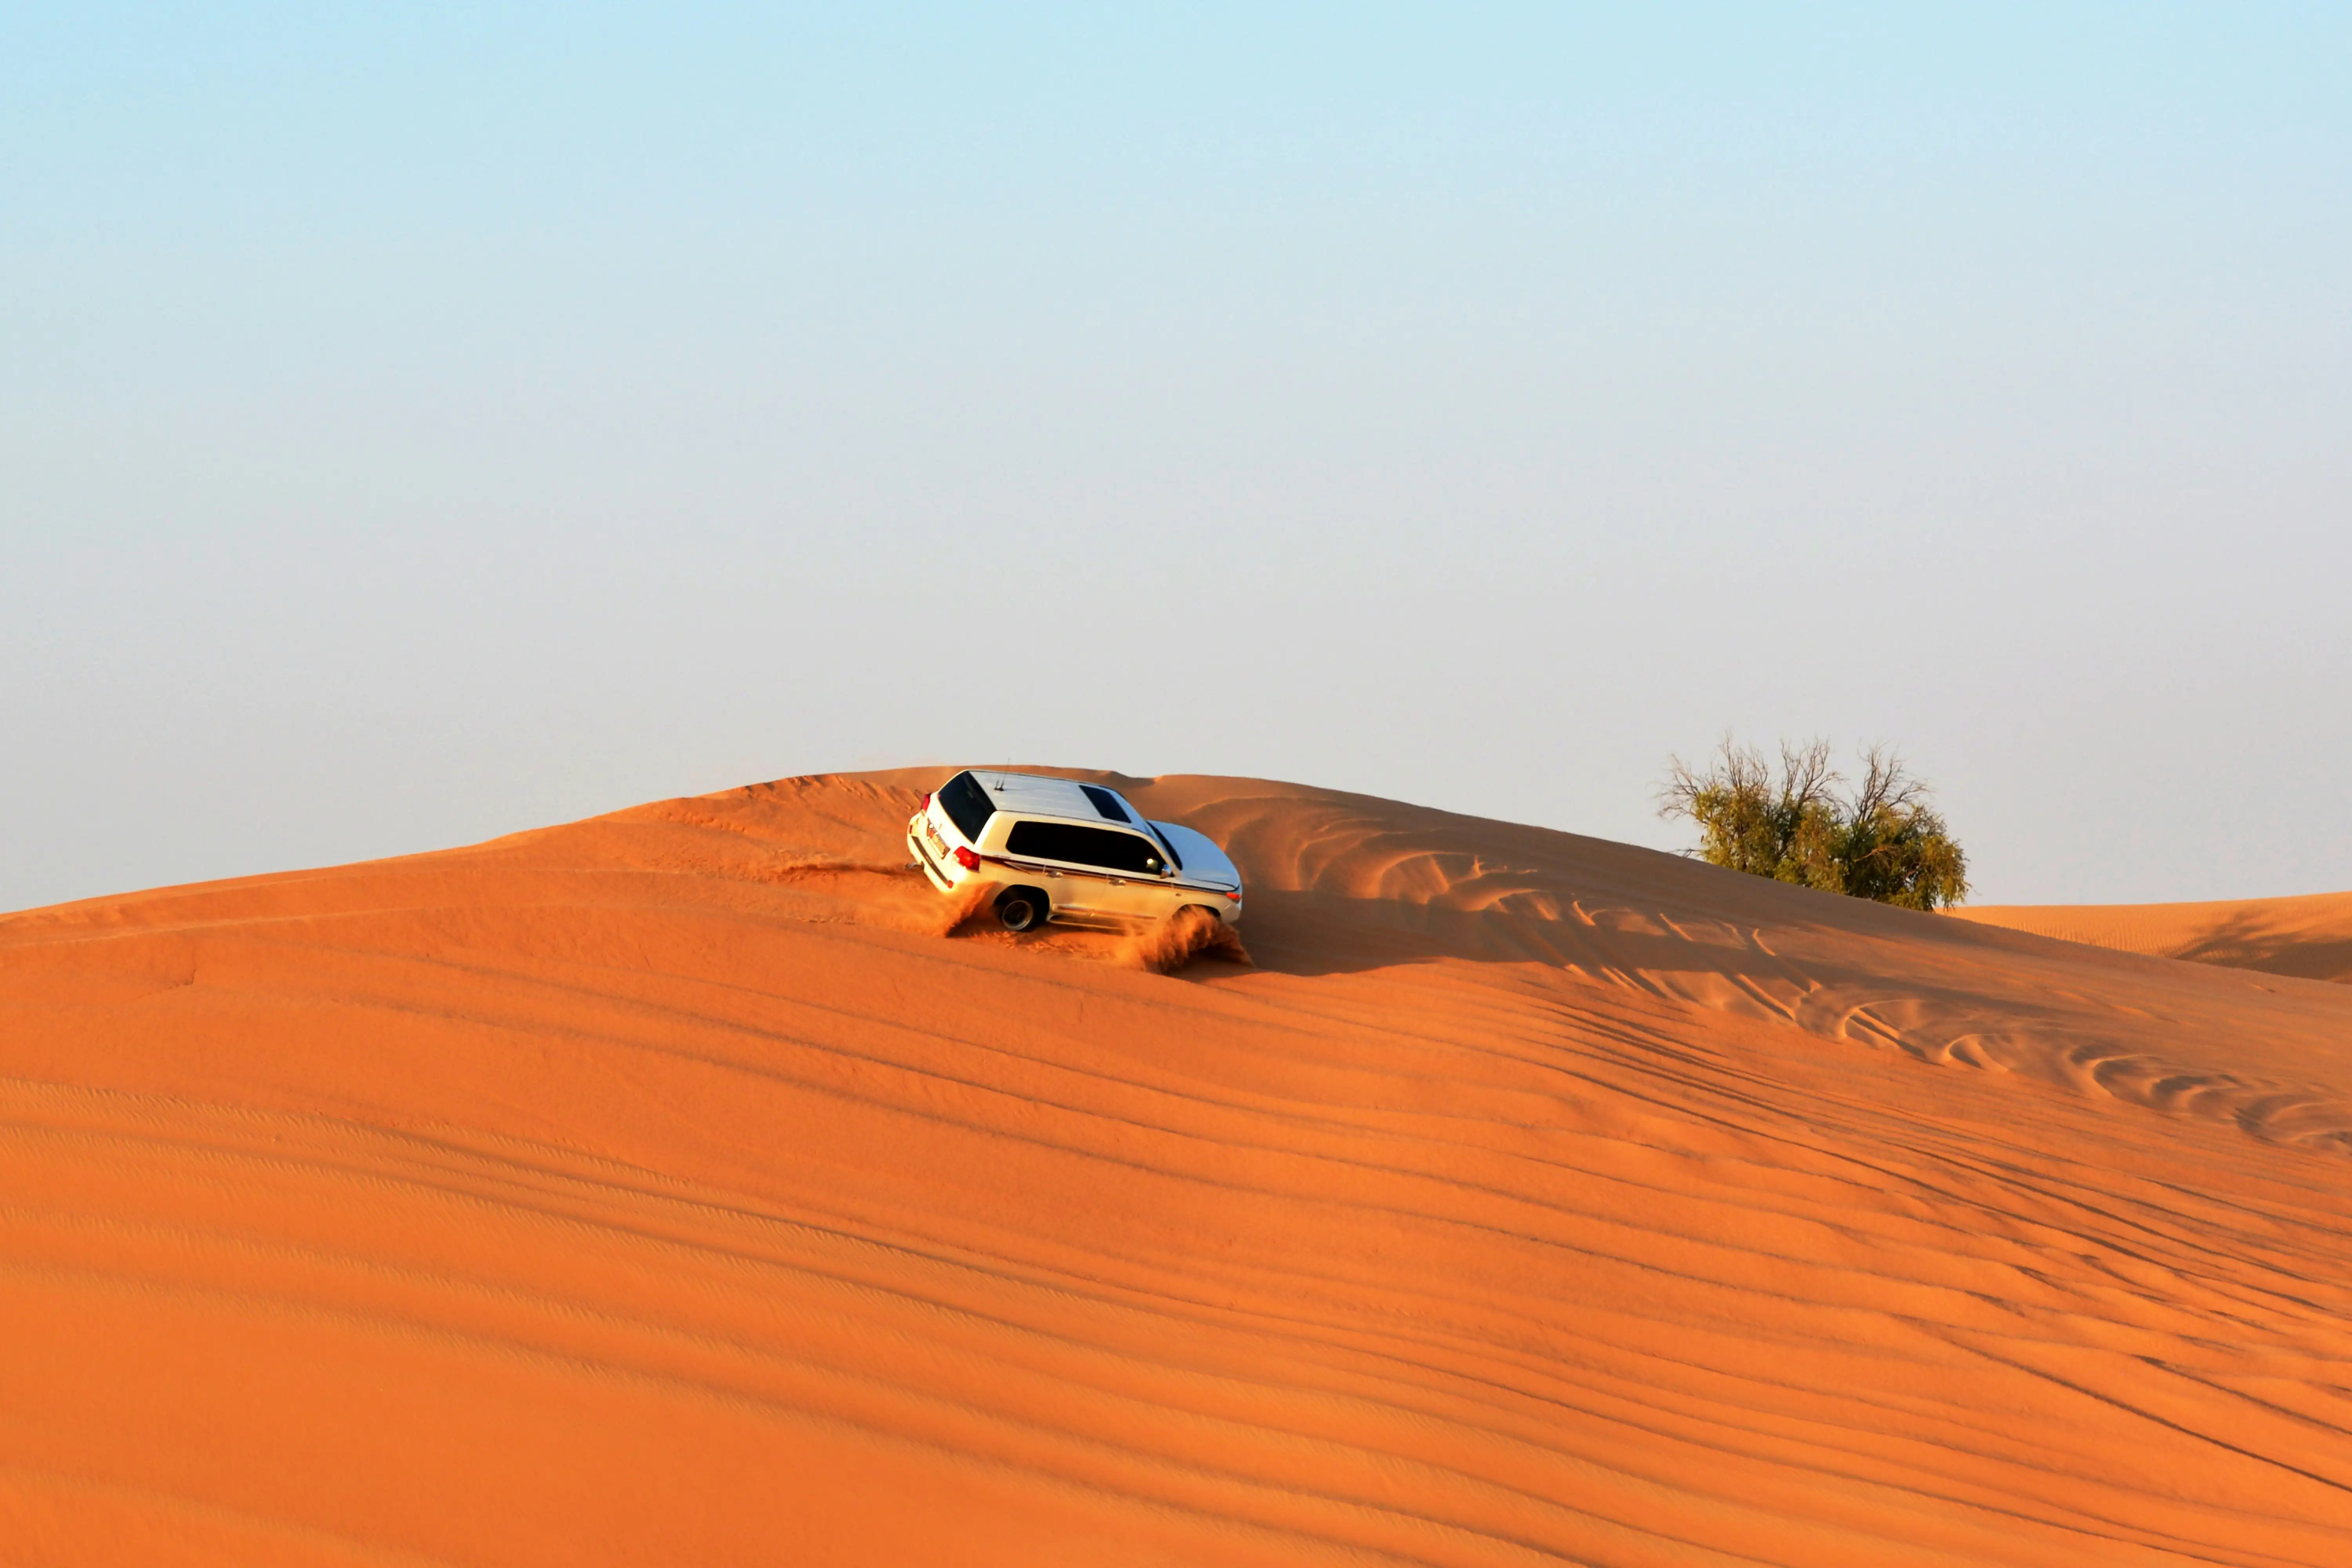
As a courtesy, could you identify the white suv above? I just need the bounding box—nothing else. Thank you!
[906,770,1244,933]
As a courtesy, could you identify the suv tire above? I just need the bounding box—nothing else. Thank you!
[995,886,1050,933]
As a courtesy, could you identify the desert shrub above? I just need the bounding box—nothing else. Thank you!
[1659,739,1969,910]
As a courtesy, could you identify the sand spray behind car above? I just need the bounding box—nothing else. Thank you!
[756,851,1244,968]
[756,855,992,936]
[901,860,1247,970]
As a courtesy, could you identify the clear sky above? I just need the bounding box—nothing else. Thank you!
[4,4,2348,912]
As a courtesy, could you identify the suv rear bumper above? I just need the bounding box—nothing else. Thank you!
[907,826,958,893]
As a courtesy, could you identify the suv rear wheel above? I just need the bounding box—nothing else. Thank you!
[995,886,1050,933]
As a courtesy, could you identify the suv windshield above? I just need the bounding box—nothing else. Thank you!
[936,771,995,843]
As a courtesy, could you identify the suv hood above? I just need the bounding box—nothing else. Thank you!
[1151,821,1240,892]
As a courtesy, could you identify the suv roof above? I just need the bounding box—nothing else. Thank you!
[968,771,1142,828]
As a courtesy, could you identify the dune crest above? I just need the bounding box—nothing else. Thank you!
[3,769,2348,1565]
[1953,890,2352,987]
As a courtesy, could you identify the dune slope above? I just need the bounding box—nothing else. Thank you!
[1954,891,2352,987]
[2,769,2348,1567]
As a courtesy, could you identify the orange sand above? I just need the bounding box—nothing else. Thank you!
[1955,891,2352,986]
[2,769,2347,1566]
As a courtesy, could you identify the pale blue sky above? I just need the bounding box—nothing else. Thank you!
[5,4,2348,911]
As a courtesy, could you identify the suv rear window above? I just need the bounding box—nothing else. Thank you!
[1005,820,1164,875]
[936,771,995,843]
[1079,785,1131,823]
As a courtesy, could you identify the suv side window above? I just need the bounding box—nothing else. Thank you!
[1005,820,1165,875]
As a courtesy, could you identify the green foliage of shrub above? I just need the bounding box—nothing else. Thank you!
[1659,739,1969,910]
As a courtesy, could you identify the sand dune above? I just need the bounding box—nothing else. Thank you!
[2,769,2348,1566]
[1954,891,2352,987]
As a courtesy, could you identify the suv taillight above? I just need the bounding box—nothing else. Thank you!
[953,846,980,871]
[922,793,932,809]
